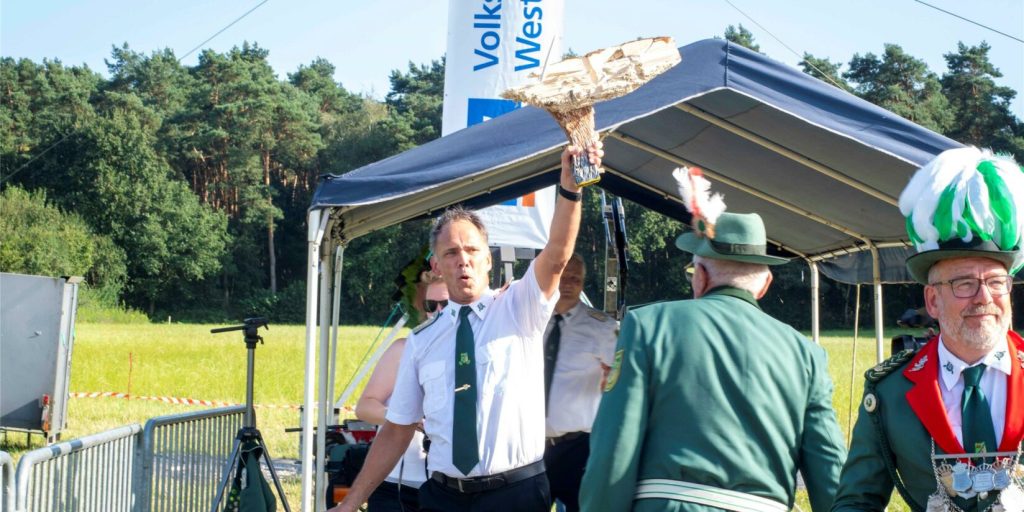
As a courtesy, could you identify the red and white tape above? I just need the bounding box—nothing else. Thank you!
[70,391,353,412]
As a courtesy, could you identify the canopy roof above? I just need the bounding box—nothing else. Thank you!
[311,38,962,284]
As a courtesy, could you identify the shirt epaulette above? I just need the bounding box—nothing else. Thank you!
[864,348,918,383]
[411,313,442,335]
[587,308,611,322]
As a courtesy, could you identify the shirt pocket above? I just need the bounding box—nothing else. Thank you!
[419,360,448,416]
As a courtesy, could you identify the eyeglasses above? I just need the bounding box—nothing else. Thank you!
[423,299,448,313]
[928,275,1012,299]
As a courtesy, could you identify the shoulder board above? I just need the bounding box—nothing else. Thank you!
[864,348,917,383]
[411,314,442,335]
[587,309,610,322]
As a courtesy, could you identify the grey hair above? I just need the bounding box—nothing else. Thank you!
[430,206,489,254]
[692,255,770,294]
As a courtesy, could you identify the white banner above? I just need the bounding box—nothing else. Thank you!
[443,0,565,250]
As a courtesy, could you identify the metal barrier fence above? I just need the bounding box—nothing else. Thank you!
[134,405,244,512]
[9,405,247,512]
[14,423,140,512]
[2,451,13,512]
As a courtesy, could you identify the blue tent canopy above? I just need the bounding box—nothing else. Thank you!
[310,38,961,284]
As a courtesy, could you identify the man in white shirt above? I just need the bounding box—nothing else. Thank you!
[542,253,617,512]
[331,140,603,512]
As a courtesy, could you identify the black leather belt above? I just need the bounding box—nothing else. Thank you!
[430,460,545,494]
[547,431,587,446]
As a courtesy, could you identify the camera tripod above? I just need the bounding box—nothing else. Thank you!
[209,318,292,512]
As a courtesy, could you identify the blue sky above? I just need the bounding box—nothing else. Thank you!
[3,0,1022,118]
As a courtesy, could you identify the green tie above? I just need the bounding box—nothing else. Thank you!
[453,306,479,475]
[961,364,998,456]
[544,314,563,412]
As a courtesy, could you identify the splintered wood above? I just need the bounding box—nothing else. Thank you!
[502,36,681,186]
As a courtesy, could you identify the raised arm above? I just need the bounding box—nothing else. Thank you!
[535,141,603,298]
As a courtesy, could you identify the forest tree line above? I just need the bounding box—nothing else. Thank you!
[2,26,1022,328]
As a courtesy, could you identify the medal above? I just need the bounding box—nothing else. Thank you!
[953,462,973,494]
[926,492,949,512]
[974,464,996,495]
[994,460,1012,490]
[999,483,1024,512]
[938,463,957,497]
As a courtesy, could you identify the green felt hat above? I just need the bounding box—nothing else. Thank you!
[675,212,790,265]
[900,147,1024,284]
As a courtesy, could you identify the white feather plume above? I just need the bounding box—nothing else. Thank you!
[672,166,726,236]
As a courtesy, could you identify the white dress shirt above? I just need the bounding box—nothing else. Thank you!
[384,399,428,486]
[544,302,618,437]
[387,261,556,478]
[937,335,1010,448]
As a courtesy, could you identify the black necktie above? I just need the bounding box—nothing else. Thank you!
[544,314,563,412]
[453,306,479,475]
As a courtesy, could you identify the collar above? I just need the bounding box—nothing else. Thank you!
[704,286,761,310]
[936,334,1012,391]
[554,302,584,323]
[443,289,497,324]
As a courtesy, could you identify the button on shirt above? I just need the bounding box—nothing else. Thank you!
[386,261,556,478]
[937,335,1010,447]
[544,302,618,437]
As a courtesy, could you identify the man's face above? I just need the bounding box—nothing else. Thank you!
[431,219,492,304]
[558,260,585,306]
[925,257,1012,353]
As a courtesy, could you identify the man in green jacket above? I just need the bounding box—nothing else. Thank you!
[833,148,1024,511]
[580,211,847,512]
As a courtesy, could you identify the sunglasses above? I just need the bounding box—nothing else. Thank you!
[423,299,449,313]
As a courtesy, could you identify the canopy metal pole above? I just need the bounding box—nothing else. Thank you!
[847,284,861,444]
[327,245,346,420]
[808,260,820,344]
[673,103,898,206]
[301,209,330,512]
[316,239,335,512]
[610,132,872,242]
[870,244,885,362]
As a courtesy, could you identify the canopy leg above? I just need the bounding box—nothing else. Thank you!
[316,240,335,512]
[301,209,330,512]
[808,259,820,345]
[847,284,861,444]
[870,245,884,363]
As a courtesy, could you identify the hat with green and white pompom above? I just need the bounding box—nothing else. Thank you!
[901,147,1024,284]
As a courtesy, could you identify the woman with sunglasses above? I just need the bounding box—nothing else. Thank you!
[355,270,449,512]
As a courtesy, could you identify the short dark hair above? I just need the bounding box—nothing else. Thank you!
[430,206,489,254]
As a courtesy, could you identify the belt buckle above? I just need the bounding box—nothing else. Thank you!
[457,478,464,493]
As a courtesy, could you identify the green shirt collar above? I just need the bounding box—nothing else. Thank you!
[705,285,761,310]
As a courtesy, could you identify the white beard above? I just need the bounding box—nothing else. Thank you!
[951,308,1009,352]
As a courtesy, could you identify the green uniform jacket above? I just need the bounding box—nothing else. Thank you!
[832,332,1024,511]
[580,287,846,512]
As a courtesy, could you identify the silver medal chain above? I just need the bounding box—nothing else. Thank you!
[927,440,1024,512]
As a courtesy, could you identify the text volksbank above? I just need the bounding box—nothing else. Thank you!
[472,0,546,72]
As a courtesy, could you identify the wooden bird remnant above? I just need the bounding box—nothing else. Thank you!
[502,36,681,186]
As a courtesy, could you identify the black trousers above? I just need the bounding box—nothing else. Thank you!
[367,481,420,512]
[417,472,550,512]
[543,433,590,512]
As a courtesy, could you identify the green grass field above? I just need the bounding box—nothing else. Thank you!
[2,322,913,510]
